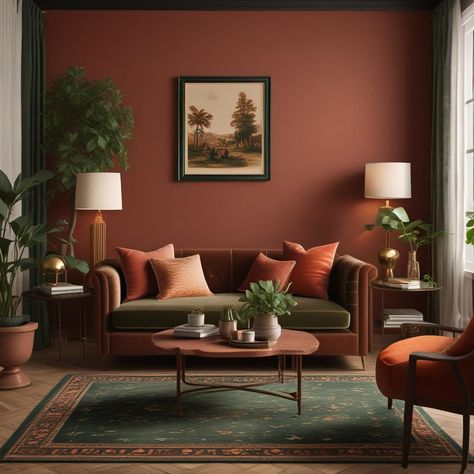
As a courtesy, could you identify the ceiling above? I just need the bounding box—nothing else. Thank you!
[33,0,441,11]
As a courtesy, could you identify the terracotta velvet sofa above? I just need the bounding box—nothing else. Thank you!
[87,248,377,368]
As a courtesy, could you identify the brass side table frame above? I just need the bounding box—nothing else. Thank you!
[22,289,93,361]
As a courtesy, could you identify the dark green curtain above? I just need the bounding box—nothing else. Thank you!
[21,0,49,349]
[430,0,453,323]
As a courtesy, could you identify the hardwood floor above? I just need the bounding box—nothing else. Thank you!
[0,335,472,473]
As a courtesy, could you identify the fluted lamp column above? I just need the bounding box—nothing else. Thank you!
[75,173,122,268]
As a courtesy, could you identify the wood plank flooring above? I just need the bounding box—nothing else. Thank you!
[0,335,472,473]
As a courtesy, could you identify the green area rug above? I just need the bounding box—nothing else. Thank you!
[0,374,463,463]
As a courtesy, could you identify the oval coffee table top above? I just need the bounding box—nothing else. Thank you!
[152,328,319,358]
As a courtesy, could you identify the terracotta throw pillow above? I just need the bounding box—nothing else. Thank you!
[239,253,296,291]
[116,244,174,302]
[150,254,213,300]
[283,240,339,299]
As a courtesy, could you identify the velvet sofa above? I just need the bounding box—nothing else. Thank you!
[87,248,377,368]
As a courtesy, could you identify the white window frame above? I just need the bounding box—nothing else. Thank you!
[463,4,474,273]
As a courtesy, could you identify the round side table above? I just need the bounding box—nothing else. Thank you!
[22,289,93,361]
[370,281,441,339]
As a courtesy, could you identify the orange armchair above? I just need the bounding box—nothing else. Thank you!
[376,318,474,472]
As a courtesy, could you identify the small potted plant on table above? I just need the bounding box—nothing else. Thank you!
[238,280,297,341]
[219,305,237,339]
[187,307,205,327]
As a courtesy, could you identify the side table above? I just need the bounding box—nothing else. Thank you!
[22,289,93,361]
[370,281,441,345]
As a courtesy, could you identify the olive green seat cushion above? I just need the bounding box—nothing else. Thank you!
[111,293,350,331]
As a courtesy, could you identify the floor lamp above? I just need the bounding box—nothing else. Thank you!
[75,172,122,268]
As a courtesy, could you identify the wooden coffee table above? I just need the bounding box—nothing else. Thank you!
[152,329,319,415]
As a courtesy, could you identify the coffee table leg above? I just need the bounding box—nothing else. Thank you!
[278,355,285,383]
[176,352,181,416]
[296,355,302,415]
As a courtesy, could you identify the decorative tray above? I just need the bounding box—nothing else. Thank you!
[229,339,276,349]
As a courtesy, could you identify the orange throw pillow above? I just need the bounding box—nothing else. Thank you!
[150,254,213,300]
[239,253,296,291]
[283,240,339,299]
[446,316,474,356]
[116,244,174,302]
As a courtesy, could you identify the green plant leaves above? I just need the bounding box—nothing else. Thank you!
[238,279,298,322]
[63,255,90,274]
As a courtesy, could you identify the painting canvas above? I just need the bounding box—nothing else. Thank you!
[178,77,270,181]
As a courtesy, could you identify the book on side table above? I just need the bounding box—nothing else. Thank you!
[173,324,219,338]
[377,278,421,289]
[36,282,84,296]
[383,308,423,327]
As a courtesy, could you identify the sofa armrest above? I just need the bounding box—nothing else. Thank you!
[86,263,123,356]
[329,255,378,354]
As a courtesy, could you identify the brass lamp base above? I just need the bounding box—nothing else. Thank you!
[90,210,106,267]
[378,248,400,281]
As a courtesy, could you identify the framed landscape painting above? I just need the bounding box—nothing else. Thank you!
[178,76,270,181]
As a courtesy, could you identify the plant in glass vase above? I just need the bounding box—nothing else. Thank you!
[366,207,444,280]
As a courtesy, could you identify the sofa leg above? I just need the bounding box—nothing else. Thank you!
[101,355,110,371]
[388,398,393,410]
[360,356,366,370]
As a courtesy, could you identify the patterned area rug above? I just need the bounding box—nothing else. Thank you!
[0,374,463,463]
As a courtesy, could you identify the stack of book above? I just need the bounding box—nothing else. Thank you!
[37,282,84,296]
[378,278,421,289]
[383,308,423,328]
[173,323,219,338]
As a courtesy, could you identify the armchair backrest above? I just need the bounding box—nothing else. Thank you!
[446,316,474,356]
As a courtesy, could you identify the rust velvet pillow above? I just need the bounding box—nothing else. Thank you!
[149,254,213,300]
[239,253,296,291]
[116,244,174,302]
[283,241,339,299]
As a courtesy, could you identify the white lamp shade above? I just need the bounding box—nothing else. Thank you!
[75,172,122,210]
[364,162,411,199]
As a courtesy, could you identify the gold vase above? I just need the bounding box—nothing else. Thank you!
[378,248,400,281]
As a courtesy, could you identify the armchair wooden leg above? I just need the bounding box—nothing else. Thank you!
[360,356,366,370]
[388,398,393,410]
[402,400,414,468]
[461,411,470,473]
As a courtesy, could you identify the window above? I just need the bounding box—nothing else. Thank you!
[463,6,474,272]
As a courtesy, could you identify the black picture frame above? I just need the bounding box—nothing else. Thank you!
[178,76,270,181]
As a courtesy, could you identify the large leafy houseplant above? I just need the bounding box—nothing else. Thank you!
[0,170,59,324]
[467,212,474,245]
[45,66,134,258]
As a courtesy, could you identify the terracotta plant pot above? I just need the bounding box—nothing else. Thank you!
[219,320,237,339]
[253,314,281,341]
[0,321,38,390]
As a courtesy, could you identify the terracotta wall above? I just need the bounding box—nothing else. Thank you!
[44,10,432,281]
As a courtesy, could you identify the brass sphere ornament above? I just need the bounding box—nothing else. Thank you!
[40,255,66,284]
[378,248,400,281]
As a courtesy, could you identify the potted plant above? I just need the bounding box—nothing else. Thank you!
[187,307,205,327]
[238,280,297,341]
[219,305,238,339]
[366,207,444,280]
[45,66,134,258]
[0,170,59,389]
